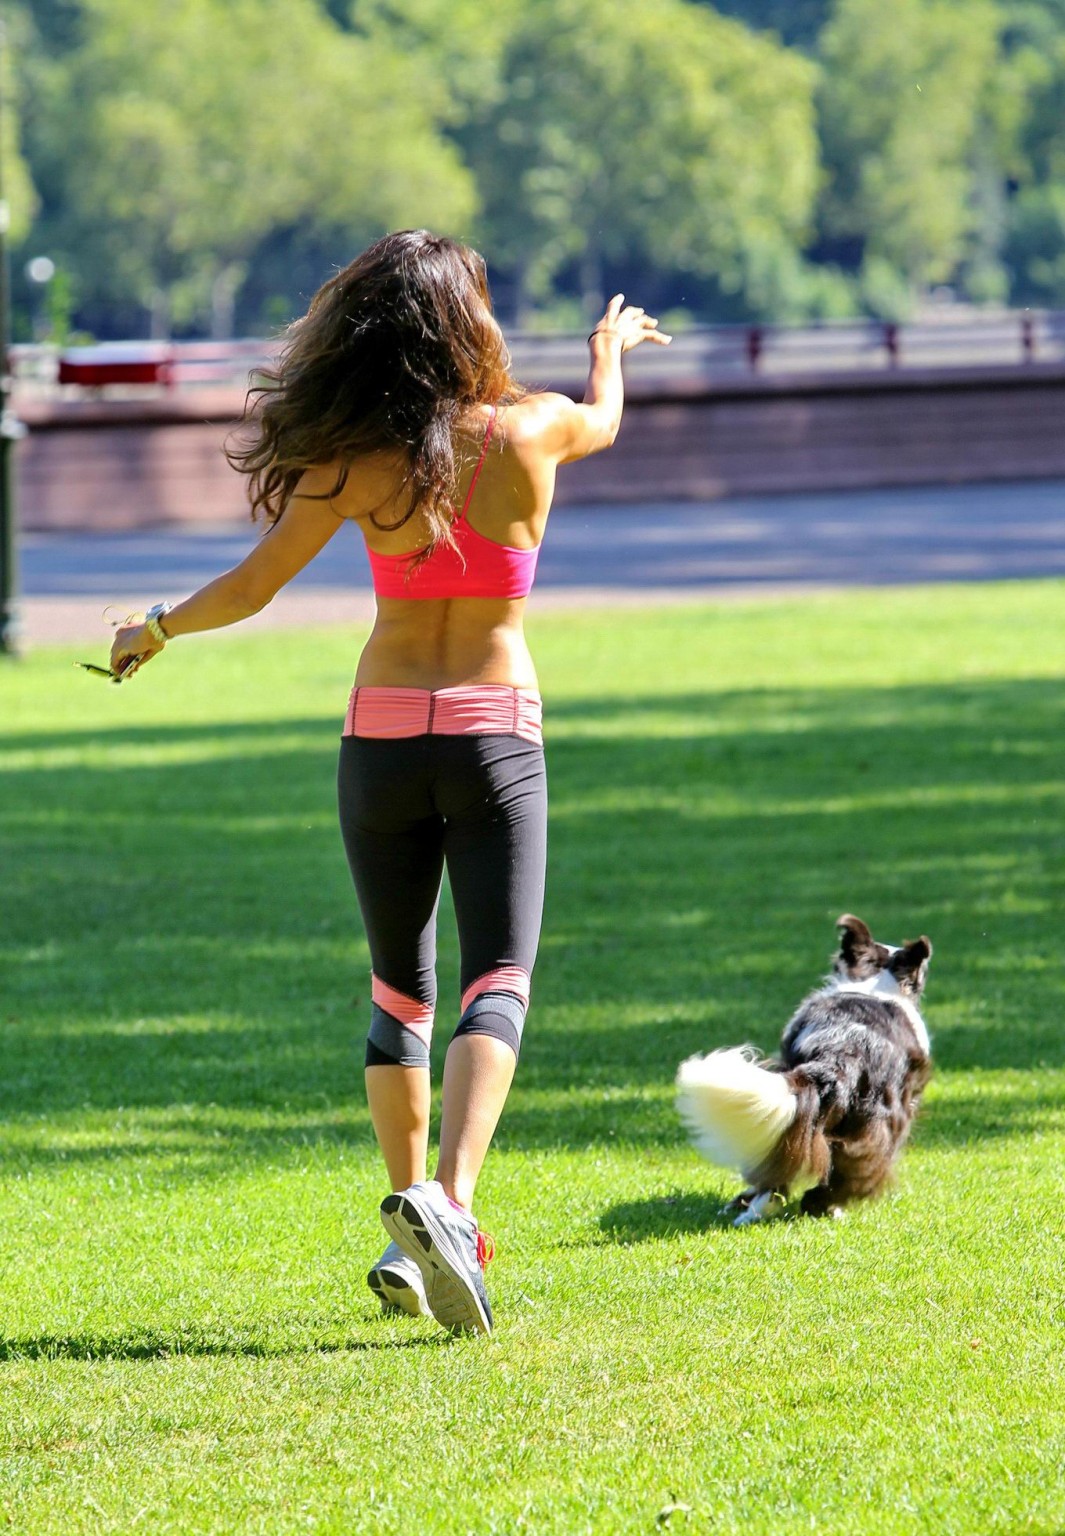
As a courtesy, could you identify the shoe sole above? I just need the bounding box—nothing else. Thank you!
[366,1264,430,1318]
[380,1192,492,1336]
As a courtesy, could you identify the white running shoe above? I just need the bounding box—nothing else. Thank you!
[380,1180,495,1336]
[366,1239,431,1318]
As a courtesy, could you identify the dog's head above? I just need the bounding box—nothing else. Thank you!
[834,913,933,999]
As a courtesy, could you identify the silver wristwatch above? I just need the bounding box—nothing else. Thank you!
[144,601,172,646]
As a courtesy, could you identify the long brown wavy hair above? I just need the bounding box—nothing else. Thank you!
[227,230,524,557]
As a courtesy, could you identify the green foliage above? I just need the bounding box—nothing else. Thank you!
[818,0,1001,309]
[25,0,474,333]
[12,0,81,51]
[39,263,75,343]
[739,244,858,322]
[1005,184,1065,301]
[352,0,523,111]
[694,0,831,50]
[0,7,38,245]
[14,0,1065,330]
[460,0,821,319]
[991,13,1065,303]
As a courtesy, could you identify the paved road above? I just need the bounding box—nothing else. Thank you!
[16,479,1065,645]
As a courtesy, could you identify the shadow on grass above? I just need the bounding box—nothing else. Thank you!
[913,1086,1065,1146]
[1,677,1063,1167]
[2,1082,1058,1181]
[0,1329,449,1361]
[596,1189,736,1244]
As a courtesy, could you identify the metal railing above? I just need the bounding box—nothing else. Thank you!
[509,311,1065,384]
[13,311,1065,401]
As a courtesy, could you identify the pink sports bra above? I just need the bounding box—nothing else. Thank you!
[365,408,541,600]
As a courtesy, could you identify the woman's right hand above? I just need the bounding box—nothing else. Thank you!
[110,615,162,678]
[589,294,672,352]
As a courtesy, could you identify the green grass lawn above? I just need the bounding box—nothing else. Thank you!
[1,581,1063,1535]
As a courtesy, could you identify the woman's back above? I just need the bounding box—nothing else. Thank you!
[335,397,568,690]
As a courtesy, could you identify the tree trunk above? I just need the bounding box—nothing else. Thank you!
[148,287,171,341]
[580,242,603,325]
[210,263,246,341]
[513,256,532,330]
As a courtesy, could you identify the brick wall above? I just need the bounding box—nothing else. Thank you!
[18,365,1065,531]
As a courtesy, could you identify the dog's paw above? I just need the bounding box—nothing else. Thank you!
[732,1190,787,1227]
[721,1188,756,1217]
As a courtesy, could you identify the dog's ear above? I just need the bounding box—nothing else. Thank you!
[835,914,885,978]
[889,935,933,997]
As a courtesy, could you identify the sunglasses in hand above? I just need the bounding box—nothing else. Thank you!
[75,607,153,683]
[74,654,146,683]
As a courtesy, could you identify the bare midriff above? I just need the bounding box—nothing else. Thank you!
[354,594,539,692]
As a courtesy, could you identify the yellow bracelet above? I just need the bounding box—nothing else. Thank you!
[144,602,172,646]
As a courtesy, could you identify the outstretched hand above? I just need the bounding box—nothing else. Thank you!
[590,294,672,352]
[109,615,163,679]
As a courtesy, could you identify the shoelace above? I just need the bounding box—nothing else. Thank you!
[476,1230,495,1269]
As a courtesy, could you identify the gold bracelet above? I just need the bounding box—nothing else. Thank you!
[144,602,172,646]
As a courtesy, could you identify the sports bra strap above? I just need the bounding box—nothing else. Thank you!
[457,406,497,521]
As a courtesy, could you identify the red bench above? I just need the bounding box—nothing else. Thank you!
[57,346,175,388]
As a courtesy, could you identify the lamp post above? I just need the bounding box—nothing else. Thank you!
[0,17,22,658]
[26,254,56,339]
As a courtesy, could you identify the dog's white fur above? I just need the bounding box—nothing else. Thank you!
[819,971,930,1053]
[675,1047,797,1177]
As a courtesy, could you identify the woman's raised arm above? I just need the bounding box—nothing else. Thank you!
[534,295,671,465]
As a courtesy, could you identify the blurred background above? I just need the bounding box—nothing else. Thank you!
[4,0,1065,642]
[12,0,1065,339]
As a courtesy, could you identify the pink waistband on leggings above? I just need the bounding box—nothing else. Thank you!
[343,684,543,745]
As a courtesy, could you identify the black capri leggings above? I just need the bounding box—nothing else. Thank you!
[337,732,548,1068]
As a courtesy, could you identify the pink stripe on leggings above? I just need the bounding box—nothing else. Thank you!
[461,966,531,1015]
[372,976,434,1046]
[343,685,543,745]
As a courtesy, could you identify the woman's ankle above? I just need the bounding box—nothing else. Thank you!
[433,1172,474,1211]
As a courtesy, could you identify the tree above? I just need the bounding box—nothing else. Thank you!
[352,0,523,108]
[452,0,822,321]
[817,0,1001,312]
[23,0,476,336]
[1,7,39,247]
[988,5,1065,304]
[692,0,831,51]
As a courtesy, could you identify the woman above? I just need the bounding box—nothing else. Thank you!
[111,230,670,1335]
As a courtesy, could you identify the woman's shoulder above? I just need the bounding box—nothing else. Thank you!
[500,391,579,439]
[498,392,584,456]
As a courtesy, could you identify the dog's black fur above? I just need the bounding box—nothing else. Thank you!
[679,915,932,1223]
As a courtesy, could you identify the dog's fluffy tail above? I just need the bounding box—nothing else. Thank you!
[675,1047,798,1179]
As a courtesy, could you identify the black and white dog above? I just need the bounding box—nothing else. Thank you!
[676,915,932,1225]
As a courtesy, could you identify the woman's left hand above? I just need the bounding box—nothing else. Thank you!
[590,294,672,353]
[110,616,163,679]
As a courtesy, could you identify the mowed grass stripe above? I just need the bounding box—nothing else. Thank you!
[0,581,1062,1535]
